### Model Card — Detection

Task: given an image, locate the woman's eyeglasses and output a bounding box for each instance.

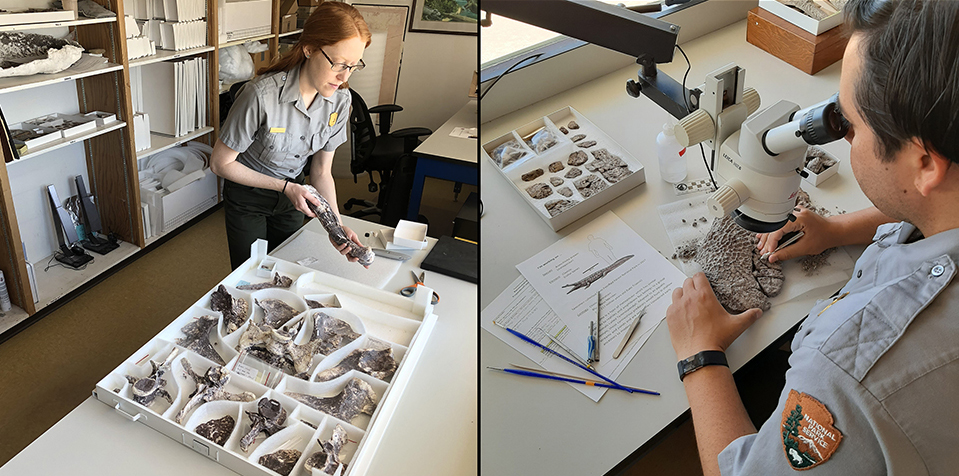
[318,49,365,73]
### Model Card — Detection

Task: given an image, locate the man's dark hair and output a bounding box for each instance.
[844,0,959,164]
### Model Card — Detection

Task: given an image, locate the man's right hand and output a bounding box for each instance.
[757,206,837,262]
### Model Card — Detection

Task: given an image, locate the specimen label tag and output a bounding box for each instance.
[329,112,338,127]
[269,127,286,133]
[781,390,842,470]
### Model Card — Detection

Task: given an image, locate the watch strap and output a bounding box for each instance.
[678,350,728,381]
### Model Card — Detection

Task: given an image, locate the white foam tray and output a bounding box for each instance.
[483,106,646,231]
[94,240,437,476]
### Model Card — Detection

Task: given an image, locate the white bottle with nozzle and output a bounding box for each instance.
[657,122,688,184]
[0,269,11,312]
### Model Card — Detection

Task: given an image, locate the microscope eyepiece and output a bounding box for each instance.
[799,101,849,145]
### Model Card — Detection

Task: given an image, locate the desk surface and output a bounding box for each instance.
[413,99,478,164]
[480,20,874,476]
[0,217,477,476]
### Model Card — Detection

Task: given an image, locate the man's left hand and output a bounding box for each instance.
[666,272,764,360]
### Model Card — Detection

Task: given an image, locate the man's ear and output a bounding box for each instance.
[913,138,952,196]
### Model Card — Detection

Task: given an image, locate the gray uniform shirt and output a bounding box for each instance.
[719,222,959,475]
[219,63,350,180]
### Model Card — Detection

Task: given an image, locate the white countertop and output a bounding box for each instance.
[414,99,478,164]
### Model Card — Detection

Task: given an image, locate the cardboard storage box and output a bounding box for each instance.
[140,168,218,235]
[95,240,437,476]
[0,8,75,25]
[281,14,297,33]
[747,7,848,75]
[482,106,646,231]
[759,0,842,35]
[220,0,272,43]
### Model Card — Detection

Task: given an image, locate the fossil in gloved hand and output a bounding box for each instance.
[302,185,374,267]
[695,215,784,312]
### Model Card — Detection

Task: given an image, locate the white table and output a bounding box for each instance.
[480,20,873,476]
[0,216,477,476]
[407,99,478,220]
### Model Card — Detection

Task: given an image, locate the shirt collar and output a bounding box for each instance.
[279,63,336,109]
[873,221,959,271]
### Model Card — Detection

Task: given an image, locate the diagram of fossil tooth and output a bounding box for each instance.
[561,255,634,294]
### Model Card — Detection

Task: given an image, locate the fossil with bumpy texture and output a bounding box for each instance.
[312,312,360,355]
[304,424,350,474]
[240,398,288,452]
[562,255,634,294]
[211,285,249,333]
[175,360,256,424]
[125,348,179,407]
[195,415,235,446]
[237,273,293,291]
[176,315,226,365]
[303,185,374,266]
[255,298,298,329]
[236,321,320,377]
[284,378,378,423]
[313,348,397,382]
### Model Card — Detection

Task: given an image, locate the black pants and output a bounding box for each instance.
[223,177,305,269]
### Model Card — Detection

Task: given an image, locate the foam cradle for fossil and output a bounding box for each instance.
[304,424,349,475]
[562,255,634,294]
[176,315,227,365]
[195,415,235,446]
[237,273,293,291]
[285,377,378,423]
[125,348,179,407]
[304,185,374,267]
[240,398,288,452]
[259,448,301,476]
[175,360,256,424]
[211,285,249,334]
[256,298,298,329]
[313,348,398,382]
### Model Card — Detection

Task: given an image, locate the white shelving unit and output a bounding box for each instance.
[0,16,115,32]
[129,46,215,68]
[278,28,302,37]
[219,33,275,49]
[135,126,215,159]
[0,57,123,95]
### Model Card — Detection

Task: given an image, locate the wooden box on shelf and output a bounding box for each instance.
[746,7,848,75]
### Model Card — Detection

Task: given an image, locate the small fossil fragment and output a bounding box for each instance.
[306,299,338,309]
[237,274,293,291]
[567,120,580,129]
[804,146,837,174]
[521,168,544,181]
[259,449,301,476]
[525,183,553,200]
[195,415,235,446]
[304,424,350,475]
[699,217,707,223]
[211,285,249,334]
[240,398,288,452]
[556,186,573,197]
[256,298,298,329]
[576,140,597,148]
[562,255,633,293]
[564,167,583,179]
[125,348,179,407]
[314,347,398,382]
[570,134,586,142]
[304,185,374,266]
[545,199,580,217]
[285,377,379,423]
[175,360,256,424]
[559,126,568,134]
[585,149,632,183]
[573,174,608,198]
[177,315,226,365]
[550,177,564,187]
[548,161,564,173]
[568,150,588,166]
[692,221,698,227]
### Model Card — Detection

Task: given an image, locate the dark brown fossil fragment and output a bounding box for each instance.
[240,398,288,452]
[211,285,249,334]
[195,415,235,446]
[313,348,398,382]
[303,185,374,266]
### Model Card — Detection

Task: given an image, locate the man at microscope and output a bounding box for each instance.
[665,0,959,474]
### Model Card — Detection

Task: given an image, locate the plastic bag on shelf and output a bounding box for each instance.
[218,45,254,83]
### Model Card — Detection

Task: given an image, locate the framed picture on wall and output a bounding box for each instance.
[409,0,478,35]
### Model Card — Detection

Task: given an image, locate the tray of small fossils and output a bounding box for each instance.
[482,106,646,231]
[95,240,437,476]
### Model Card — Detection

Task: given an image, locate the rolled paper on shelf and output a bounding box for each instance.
[303,185,375,266]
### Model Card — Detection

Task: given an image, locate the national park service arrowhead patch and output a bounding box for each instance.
[781,390,842,470]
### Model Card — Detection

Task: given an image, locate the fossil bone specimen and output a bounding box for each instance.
[491,140,526,167]
[548,161,565,173]
[573,174,608,198]
[562,255,634,294]
[237,273,293,291]
[176,315,226,365]
[313,348,398,382]
[237,322,318,377]
[312,312,360,355]
[195,415,235,446]
[804,146,837,174]
[550,177,564,187]
[564,167,583,179]
[125,348,179,407]
[304,424,349,475]
[303,185,375,267]
[521,168,544,181]
[175,360,256,424]
[570,134,586,142]
[306,298,339,309]
[256,298,299,329]
[0,32,82,78]
[567,121,580,129]
[695,215,784,312]
[525,183,552,200]
[545,198,579,217]
[557,186,573,197]
[211,285,249,333]
[259,448,301,476]
[568,150,588,166]
[576,140,597,148]
[586,149,633,183]
[559,126,568,134]
[240,398,288,452]
[284,377,378,424]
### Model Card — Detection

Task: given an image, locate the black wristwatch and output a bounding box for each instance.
[677,350,728,381]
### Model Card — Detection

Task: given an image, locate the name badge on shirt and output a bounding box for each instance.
[781,390,843,470]
[329,112,338,127]
[269,127,286,133]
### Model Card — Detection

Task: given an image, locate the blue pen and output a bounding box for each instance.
[488,367,659,396]
[492,321,634,393]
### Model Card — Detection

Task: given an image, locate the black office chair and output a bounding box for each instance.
[344,89,432,221]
